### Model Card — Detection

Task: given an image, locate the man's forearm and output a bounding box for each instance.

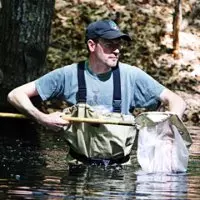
[7,90,46,122]
[160,88,186,119]
[168,95,186,119]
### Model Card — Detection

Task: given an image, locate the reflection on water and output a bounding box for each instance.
[0,120,200,199]
[136,171,188,199]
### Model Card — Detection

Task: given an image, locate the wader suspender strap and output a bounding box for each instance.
[77,61,87,103]
[77,61,121,113]
[112,63,121,113]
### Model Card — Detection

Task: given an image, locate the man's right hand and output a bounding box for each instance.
[38,111,70,132]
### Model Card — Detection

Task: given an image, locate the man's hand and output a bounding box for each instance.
[38,111,69,132]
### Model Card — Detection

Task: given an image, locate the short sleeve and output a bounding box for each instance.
[35,68,65,101]
[134,68,165,109]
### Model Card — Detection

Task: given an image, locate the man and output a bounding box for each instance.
[7,20,186,164]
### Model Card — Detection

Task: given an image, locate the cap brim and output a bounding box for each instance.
[100,30,131,41]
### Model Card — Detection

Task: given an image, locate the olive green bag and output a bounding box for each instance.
[63,103,137,160]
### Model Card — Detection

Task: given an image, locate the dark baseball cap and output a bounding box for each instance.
[86,20,131,41]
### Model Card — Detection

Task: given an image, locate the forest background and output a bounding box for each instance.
[46,0,199,126]
[0,0,199,126]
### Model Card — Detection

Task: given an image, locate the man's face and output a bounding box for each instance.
[93,38,124,67]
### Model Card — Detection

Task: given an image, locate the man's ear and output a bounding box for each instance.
[87,39,97,52]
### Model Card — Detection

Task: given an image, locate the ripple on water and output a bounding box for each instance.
[0,126,200,199]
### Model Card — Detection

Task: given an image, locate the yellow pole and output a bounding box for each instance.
[0,112,27,119]
[0,112,135,126]
[62,116,135,126]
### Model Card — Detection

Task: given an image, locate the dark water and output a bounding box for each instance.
[0,119,200,200]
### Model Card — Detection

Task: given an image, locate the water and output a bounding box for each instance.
[0,120,200,199]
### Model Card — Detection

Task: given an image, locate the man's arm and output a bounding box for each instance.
[159,88,186,119]
[7,81,68,130]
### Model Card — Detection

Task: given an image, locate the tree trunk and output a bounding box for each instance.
[0,0,55,111]
[173,0,182,59]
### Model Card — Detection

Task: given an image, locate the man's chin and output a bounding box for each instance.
[108,60,118,67]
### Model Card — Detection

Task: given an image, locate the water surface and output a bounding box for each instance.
[0,120,199,199]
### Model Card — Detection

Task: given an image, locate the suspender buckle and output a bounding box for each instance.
[113,100,121,112]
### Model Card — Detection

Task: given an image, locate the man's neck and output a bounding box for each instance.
[88,57,111,75]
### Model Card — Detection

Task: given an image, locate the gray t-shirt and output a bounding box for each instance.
[35,62,165,114]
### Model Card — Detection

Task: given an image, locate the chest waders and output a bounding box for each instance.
[64,61,137,165]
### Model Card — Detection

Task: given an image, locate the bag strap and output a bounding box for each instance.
[76,61,121,113]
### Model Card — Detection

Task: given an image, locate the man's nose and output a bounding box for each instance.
[113,48,120,54]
